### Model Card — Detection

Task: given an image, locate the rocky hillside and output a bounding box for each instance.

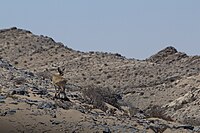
[1,27,200,132]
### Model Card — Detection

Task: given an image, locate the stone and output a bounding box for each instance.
[0,95,6,99]
[103,127,111,133]
[0,100,5,103]
[31,87,47,95]
[10,87,28,95]
[176,125,194,130]
[38,101,56,110]
[50,120,61,125]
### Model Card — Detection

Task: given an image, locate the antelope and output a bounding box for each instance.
[52,67,70,101]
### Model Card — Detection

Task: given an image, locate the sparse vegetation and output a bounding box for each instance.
[1,27,200,132]
[144,105,173,121]
[82,86,121,112]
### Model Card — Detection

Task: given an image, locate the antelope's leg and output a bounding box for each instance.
[60,86,69,101]
[54,85,60,98]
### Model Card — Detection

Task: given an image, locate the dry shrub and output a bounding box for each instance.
[145,105,173,121]
[82,86,121,112]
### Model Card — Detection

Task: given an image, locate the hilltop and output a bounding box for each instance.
[1,27,200,132]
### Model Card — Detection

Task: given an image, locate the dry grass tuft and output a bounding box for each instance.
[82,86,121,112]
[144,105,173,121]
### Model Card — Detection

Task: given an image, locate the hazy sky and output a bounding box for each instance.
[1,0,200,59]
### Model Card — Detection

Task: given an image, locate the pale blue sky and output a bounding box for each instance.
[0,0,200,59]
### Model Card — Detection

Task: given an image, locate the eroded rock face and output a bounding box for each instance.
[1,27,200,132]
[146,46,188,63]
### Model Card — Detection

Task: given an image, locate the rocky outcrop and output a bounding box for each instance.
[1,27,200,132]
[146,46,188,64]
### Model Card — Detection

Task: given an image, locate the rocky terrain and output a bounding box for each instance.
[1,27,200,132]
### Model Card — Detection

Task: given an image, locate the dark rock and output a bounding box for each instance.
[193,127,200,132]
[176,125,194,130]
[147,46,177,62]
[24,71,34,77]
[147,46,188,63]
[68,94,78,98]
[10,27,17,30]
[55,92,70,101]
[31,87,48,95]
[10,87,28,95]
[55,100,72,110]
[0,95,6,100]
[1,109,17,116]
[9,101,18,105]
[0,59,14,70]
[0,99,5,103]
[50,120,61,125]
[38,122,46,125]
[25,99,40,106]
[149,124,168,133]
[38,101,56,110]
[103,127,111,133]
[7,109,17,115]
[0,112,7,116]
[139,92,144,96]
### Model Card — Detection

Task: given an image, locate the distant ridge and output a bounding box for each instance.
[146,46,188,63]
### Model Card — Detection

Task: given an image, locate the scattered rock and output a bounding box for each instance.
[193,127,200,132]
[50,119,61,125]
[9,87,28,95]
[176,125,194,130]
[31,87,48,95]
[0,99,5,103]
[9,101,18,105]
[7,109,17,115]
[55,100,72,110]
[1,109,17,116]
[1,27,200,132]
[38,101,56,110]
[13,77,27,85]
[103,127,111,133]
[147,46,188,63]
[25,99,40,106]
[0,95,6,100]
